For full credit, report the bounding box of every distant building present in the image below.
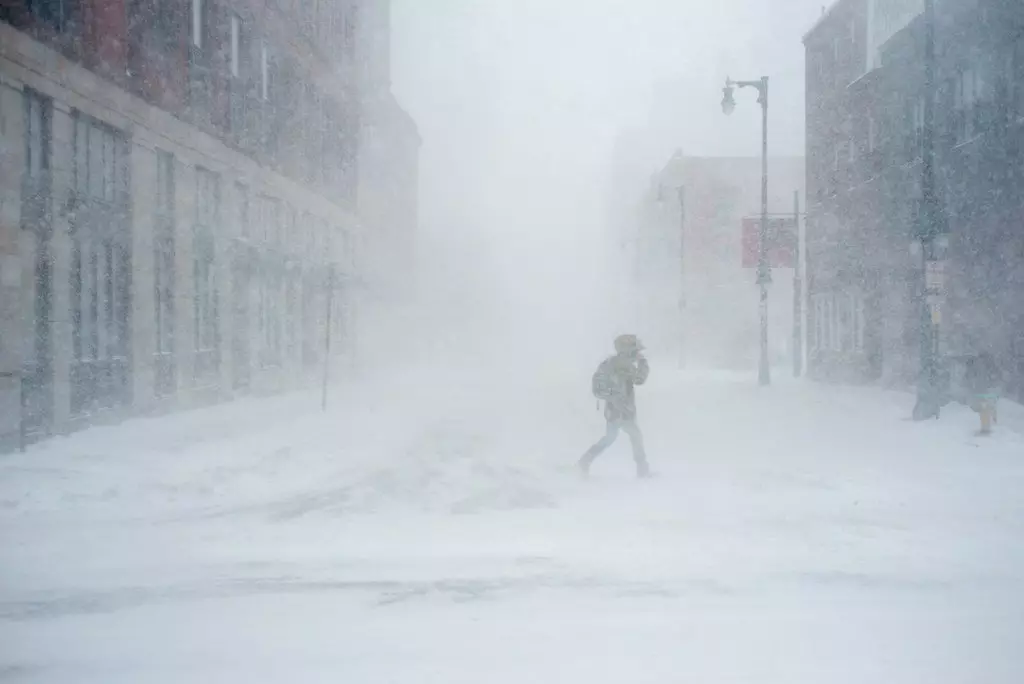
[631,152,805,369]
[804,0,1024,398]
[0,0,418,448]
[359,91,421,302]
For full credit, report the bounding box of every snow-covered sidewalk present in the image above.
[2,365,1024,683]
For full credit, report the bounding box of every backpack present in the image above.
[591,358,616,400]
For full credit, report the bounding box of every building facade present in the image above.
[630,152,805,369]
[0,0,418,448]
[805,0,1024,398]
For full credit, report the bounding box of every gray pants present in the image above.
[580,419,648,474]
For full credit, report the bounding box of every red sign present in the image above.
[741,217,797,268]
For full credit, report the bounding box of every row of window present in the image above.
[193,0,360,200]
[12,0,361,204]
[809,14,860,91]
[831,34,1024,174]
[191,0,358,67]
[157,155,351,381]
[22,88,351,408]
[812,292,866,355]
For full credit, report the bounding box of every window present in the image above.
[230,14,241,77]
[343,4,359,59]
[191,0,204,49]
[286,270,299,359]
[953,68,984,142]
[155,151,175,357]
[338,225,350,271]
[909,96,924,159]
[271,198,283,247]
[24,89,49,181]
[282,204,294,253]
[258,195,280,246]
[867,115,876,153]
[854,294,866,352]
[838,296,851,352]
[1013,36,1024,118]
[308,89,324,184]
[813,296,824,352]
[235,182,249,238]
[260,272,281,366]
[254,192,282,368]
[154,151,175,394]
[321,217,332,260]
[819,296,829,352]
[260,39,270,101]
[300,211,313,257]
[73,113,126,204]
[27,0,77,32]
[70,112,131,412]
[194,167,220,377]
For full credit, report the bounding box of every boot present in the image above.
[980,406,993,435]
[577,456,592,478]
[636,461,651,479]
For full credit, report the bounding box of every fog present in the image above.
[387,0,823,369]
[6,2,1024,679]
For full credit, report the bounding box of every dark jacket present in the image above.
[599,353,650,422]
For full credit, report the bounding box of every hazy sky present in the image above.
[387,0,828,356]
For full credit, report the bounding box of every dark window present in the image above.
[128,0,179,55]
[256,195,281,368]
[236,182,249,238]
[27,0,79,32]
[154,150,176,395]
[191,0,205,50]
[70,112,132,415]
[230,14,242,78]
[1011,35,1024,118]
[24,89,50,182]
[194,167,220,380]
[21,89,54,435]
[343,4,359,60]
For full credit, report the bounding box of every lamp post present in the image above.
[723,76,771,386]
[912,0,949,420]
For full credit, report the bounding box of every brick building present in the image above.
[0,0,419,448]
[630,152,804,368]
[804,0,1024,398]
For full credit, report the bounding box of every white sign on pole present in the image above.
[925,260,945,292]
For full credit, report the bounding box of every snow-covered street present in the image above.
[3,365,1024,683]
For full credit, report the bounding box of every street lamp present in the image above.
[912,0,950,421]
[722,75,771,386]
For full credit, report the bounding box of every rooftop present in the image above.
[802,0,850,44]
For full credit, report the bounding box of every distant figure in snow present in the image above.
[579,334,651,478]
[965,351,1001,436]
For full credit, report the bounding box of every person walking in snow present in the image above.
[579,334,651,478]
[965,351,1001,435]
